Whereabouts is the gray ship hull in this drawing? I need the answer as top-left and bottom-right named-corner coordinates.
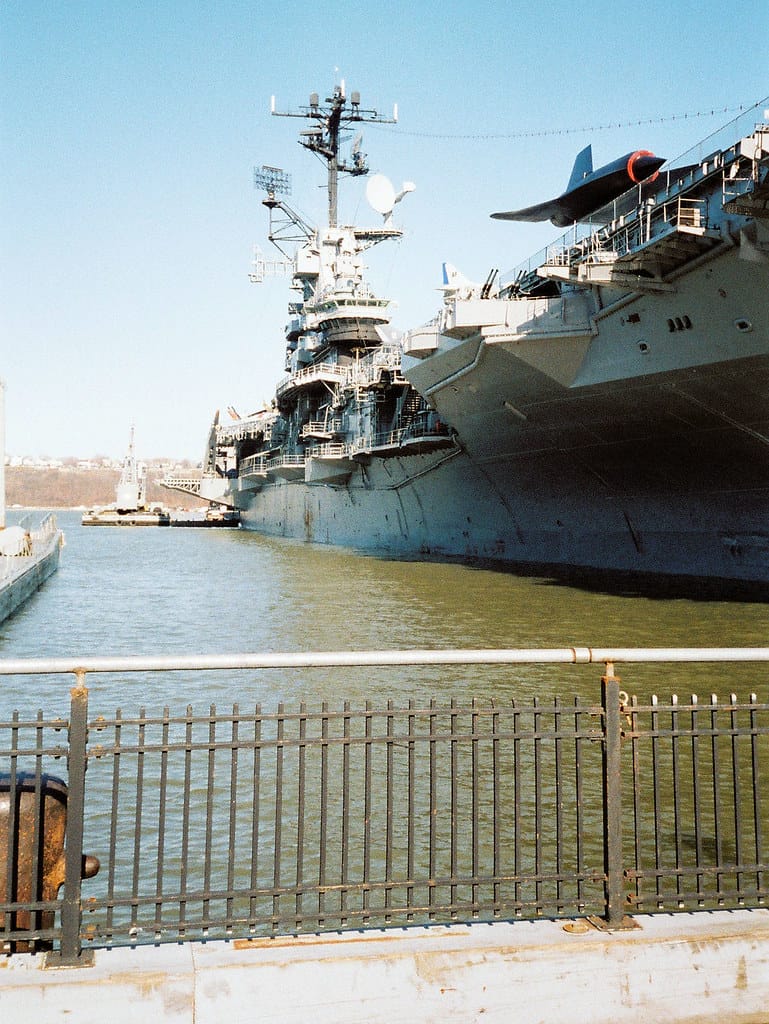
top-left (0, 529), bottom-right (62, 625)
top-left (236, 398), bottom-right (769, 590)
top-left (240, 327), bottom-right (769, 589)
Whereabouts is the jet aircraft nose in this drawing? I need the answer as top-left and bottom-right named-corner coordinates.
top-left (627, 150), bottom-right (665, 184)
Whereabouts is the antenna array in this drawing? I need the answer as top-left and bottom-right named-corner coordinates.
top-left (254, 166), bottom-right (292, 198)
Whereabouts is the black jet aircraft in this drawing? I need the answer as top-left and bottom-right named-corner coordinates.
top-left (491, 145), bottom-right (665, 228)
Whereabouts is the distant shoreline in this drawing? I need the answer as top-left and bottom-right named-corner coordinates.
top-left (4, 467), bottom-right (205, 510)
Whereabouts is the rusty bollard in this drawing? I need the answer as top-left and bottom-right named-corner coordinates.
top-left (0, 773), bottom-right (100, 952)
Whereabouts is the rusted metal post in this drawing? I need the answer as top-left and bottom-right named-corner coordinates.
top-left (46, 671), bottom-right (93, 967)
top-left (0, 772), bottom-right (69, 952)
top-left (601, 666), bottom-right (628, 928)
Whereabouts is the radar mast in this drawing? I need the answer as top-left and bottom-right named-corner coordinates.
top-left (270, 83), bottom-right (398, 227)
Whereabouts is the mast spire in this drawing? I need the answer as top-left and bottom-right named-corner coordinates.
top-left (270, 85), bottom-right (397, 228)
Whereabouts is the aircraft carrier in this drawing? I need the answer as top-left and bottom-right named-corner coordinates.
top-left (164, 89), bottom-right (769, 592)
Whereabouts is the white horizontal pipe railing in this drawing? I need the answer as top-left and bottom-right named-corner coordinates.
top-left (1, 647), bottom-right (769, 678)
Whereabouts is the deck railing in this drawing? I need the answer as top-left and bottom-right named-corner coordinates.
top-left (0, 647), bottom-right (767, 966)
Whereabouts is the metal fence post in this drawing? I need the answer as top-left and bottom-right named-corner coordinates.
top-left (598, 665), bottom-right (636, 930)
top-left (46, 671), bottom-right (93, 967)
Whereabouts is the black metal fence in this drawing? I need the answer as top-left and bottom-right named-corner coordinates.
top-left (0, 649), bottom-right (767, 966)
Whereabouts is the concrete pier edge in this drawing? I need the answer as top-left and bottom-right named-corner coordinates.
top-left (1, 909), bottom-right (768, 1022)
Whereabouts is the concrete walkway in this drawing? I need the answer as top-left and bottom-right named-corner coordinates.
top-left (1, 909), bottom-right (768, 1022)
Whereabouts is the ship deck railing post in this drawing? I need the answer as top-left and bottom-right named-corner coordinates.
top-left (45, 671), bottom-right (93, 967)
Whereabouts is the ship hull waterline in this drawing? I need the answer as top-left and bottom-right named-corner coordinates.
top-left (229, 330), bottom-right (769, 594)
top-left (0, 532), bottom-right (62, 625)
top-left (233, 452), bottom-right (768, 597)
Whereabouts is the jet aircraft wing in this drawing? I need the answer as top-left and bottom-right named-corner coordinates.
top-left (490, 201), bottom-right (565, 223)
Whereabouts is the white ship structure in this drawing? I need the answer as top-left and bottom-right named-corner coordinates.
top-left (83, 428), bottom-right (171, 526)
top-left (165, 89), bottom-right (769, 592)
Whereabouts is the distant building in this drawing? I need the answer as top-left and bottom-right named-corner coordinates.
top-left (16, 456), bottom-right (65, 470)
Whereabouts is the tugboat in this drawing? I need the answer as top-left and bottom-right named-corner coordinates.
top-left (82, 428), bottom-right (171, 527)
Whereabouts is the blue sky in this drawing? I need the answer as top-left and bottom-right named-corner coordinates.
top-left (2, 0), bottom-right (767, 460)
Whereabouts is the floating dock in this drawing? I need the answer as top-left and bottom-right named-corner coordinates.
top-left (169, 509), bottom-right (240, 528)
top-left (81, 507), bottom-right (171, 527)
top-left (81, 508), bottom-right (240, 527)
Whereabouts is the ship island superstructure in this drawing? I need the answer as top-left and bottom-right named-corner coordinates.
top-left (167, 85), bottom-right (451, 502)
top-left (165, 94), bottom-right (769, 591)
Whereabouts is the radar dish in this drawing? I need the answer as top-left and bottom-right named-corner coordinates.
top-left (366, 174), bottom-right (397, 215)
